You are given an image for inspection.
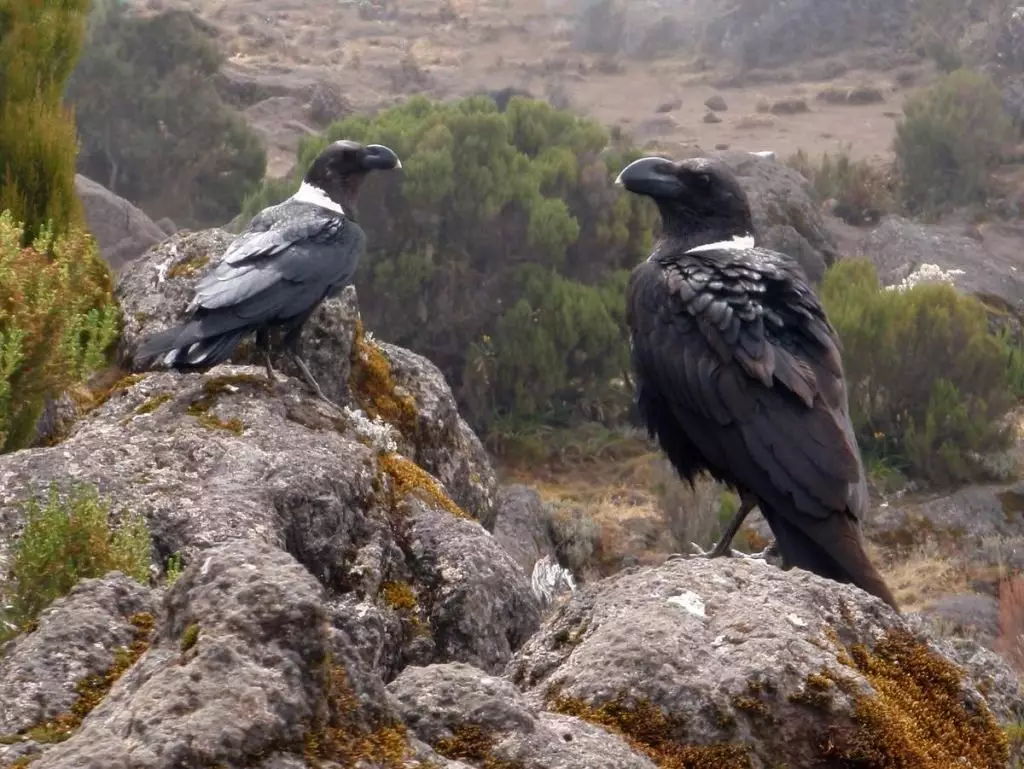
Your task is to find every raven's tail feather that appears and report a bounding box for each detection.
[765,503,899,611]
[134,322,248,371]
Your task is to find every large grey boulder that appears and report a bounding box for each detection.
[714,150,840,282]
[75,174,170,275]
[853,215,1024,315]
[507,557,1023,766]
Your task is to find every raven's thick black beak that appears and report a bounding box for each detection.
[363,144,403,171]
[614,156,682,199]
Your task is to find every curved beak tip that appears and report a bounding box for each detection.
[614,171,625,186]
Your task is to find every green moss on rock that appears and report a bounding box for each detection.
[134,392,172,415]
[166,253,210,279]
[10,612,153,745]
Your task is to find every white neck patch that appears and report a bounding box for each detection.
[291,181,345,216]
[686,234,755,254]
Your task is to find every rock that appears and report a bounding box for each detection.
[919,593,1001,647]
[0,541,463,768]
[654,98,680,114]
[74,174,167,275]
[508,557,1021,765]
[704,93,728,112]
[388,662,657,768]
[0,574,155,734]
[492,485,559,580]
[869,483,1024,551]
[852,215,1024,315]
[702,110,722,124]
[114,229,498,528]
[307,81,352,126]
[214,61,321,109]
[712,150,840,281]
[769,96,810,115]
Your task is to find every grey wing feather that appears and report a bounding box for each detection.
[191,204,350,312]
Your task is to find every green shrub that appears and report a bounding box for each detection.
[242,95,655,435]
[67,3,266,228]
[821,258,1014,486]
[0,211,120,452]
[0,483,152,642]
[893,69,1013,215]
[0,0,89,242]
[787,147,894,225]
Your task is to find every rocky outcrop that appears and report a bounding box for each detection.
[1,227,1022,767]
[715,150,839,282]
[852,215,1024,315]
[75,174,171,275]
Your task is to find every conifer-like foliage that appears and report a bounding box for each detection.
[894,68,1013,214]
[821,258,1014,486]
[0,212,120,452]
[66,2,267,227]
[0,0,88,242]
[242,96,656,431]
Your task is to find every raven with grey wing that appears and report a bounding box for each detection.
[133,139,402,409]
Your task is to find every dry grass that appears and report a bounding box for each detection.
[874,541,972,613]
[996,575,1024,673]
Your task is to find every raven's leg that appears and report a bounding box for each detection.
[282,327,342,411]
[689,492,779,560]
[256,327,277,384]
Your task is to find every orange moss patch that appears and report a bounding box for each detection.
[378,452,471,520]
[817,630,1008,767]
[348,320,418,441]
[549,691,752,769]
[304,662,410,768]
[433,724,526,769]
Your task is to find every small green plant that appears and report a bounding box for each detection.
[0,483,152,642]
[786,146,894,225]
[894,68,1013,215]
[0,211,121,452]
[821,258,1015,486]
[164,552,185,585]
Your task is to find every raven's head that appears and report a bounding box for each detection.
[303,140,402,216]
[615,155,754,245]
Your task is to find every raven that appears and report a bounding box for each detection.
[133,139,402,409]
[616,154,897,610]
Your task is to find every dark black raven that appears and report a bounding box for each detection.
[133,139,402,408]
[616,154,898,610]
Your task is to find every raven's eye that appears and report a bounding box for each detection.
[696,173,711,187]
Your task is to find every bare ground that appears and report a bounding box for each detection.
[147,0,938,175]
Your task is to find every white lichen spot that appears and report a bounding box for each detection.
[884,263,965,292]
[711,634,728,648]
[787,613,808,628]
[342,404,398,453]
[667,590,706,617]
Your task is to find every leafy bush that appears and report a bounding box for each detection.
[0,0,89,242]
[787,147,894,225]
[893,69,1013,214]
[821,258,1014,486]
[0,211,120,452]
[67,2,266,228]
[0,483,152,642]
[242,95,655,434]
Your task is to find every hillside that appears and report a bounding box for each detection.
[141,0,939,175]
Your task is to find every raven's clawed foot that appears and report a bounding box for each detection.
[687,540,780,561]
[289,352,344,412]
